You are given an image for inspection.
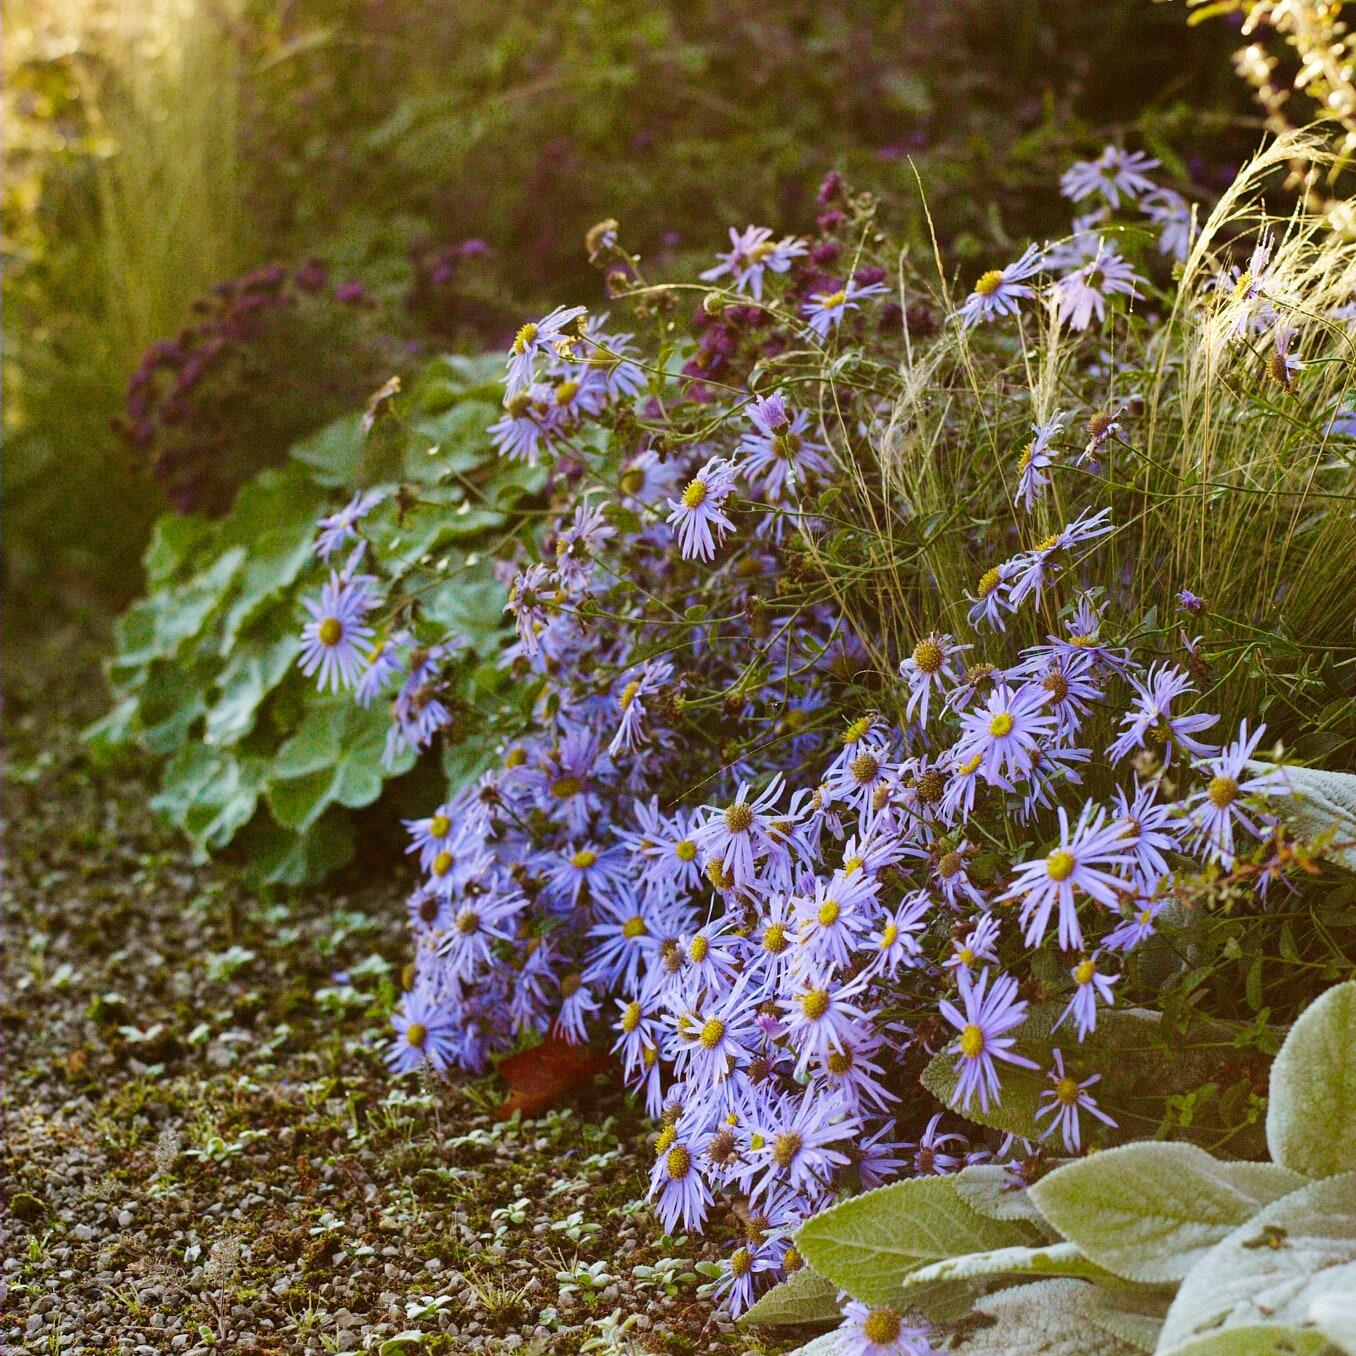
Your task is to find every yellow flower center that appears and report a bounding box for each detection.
[505,746,527,768]
[455,908,480,935]
[432,851,454,877]
[844,716,873,744]
[689,934,710,963]
[681,478,708,509]
[655,1124,676,1154]
[827,1048,854,1075]
[724,802,755,834]
[1232,270,1254,304]
[912,637,944,673]
[317,617,344,647]
[1208,775,1239,808]
[554,379,580,406]
[429,814,451,839]
[675,839,698,861]
[959,1022,986,1059]
[772,1131,803,1168]
[800,988,830,1021]
[880,923,899,949]
[1036,533,1061,553]
[817,289,847,309]
[699,1017,726,1050]
[849,752,880,785]
[1043,672,1070,702]
[763,922,789,954]
[622,1001,642,1033]
[1046,849,1076,882]
[782,1246,804,1273]
[706,858,734,890]
[843,855,864,874]
[550,775,583,800]
[1056,1075,1082,1107]
[958,752,983,776]
[570,848,599,869]
[978,566,1001,597]
[750,240,778,263]
[623,915,649,940]
[730,1246,753,1277]
[512,321,538,354]
[974,269,1005,297]
[620,679,642,711]
[862,1308,903,1345]
[989,711,1014,737]
[958,945,975,965]
[666,1145,691,1180]
[559,972,583,998]
[817,899,841,927]
[1074,958,1097,986]
[405,1022,428,1049]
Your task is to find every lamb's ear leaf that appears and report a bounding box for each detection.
[1308,1291,1356,1356]
[1028,1141,1306,1284]
[1155,1172,1356,1356]
[739,1266,839,1326]
[953,1163,1052,1229]
[902,1240,1129,1289]
[1077,1286,1166,1354]
[1267,978,1356,1179]
[794,1176,1038,1306]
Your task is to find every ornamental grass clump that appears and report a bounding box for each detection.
[290,128,1356,1321]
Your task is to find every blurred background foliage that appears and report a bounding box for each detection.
[4,0,1257,623]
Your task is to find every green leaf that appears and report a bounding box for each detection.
[268,698,415,833]
[962,1279,1146,1356]
[901,1240,1128,1290]
[205,627,301,747]
[143,513,215,587]
[739,1266,840,1326]
[1156,1172,1356,1356]
[1077,1287,1166,1354]
[242,810,356,888]
[1028,1142,1308,1284]
[378,1331,424,1355]
[152,744,269,857]
[794,1175,1039,1305]
[1267,979,1356,1179]
[1309,1292,1356,1356]
[136,658,212,756]
[111,547,246,669]
[1253,762,1356,869]
[953,1164,1052,1228]
[290,414,366,487]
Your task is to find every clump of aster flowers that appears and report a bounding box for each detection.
[287,163,1332,1324]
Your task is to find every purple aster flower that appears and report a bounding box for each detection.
[966,561,1017,631]
[546,840,629,911]
[749,1086,859,1204]
[1056,953,1119,1041]
[900,632,970,727]
[944,912,1001,976]
[802,279,889,338]
[299,571,375,693]
[506,305,588,397]
[666,455,738,561]
[739,398,832,501]
[955,682,1057,787]
[1036,1049,1117,1151]
[354,631,408,706]
[553,500,615,593]
[437,890,525,982]
[608,658,674,757]
[813,1029,897,1113]
[837,1299,934,1356]
[490,386,554,465]
[578,314,646,399]
[1110,779,1183,886]
[1107,663,1219,767]
[713,1242,777,1319]
[1186,720,1288,868]
[505,562,558,658]
[618,798,704,904]
[691,775,787,888]
[1141,188,1196,261]
[648,1132,713,1233]
[315,488,386,558]
[666,975,759,1088]
[862,892,929,981]
[1103,896,1169,953]
[1001,802,1135,951]
[793,878,872,976]
[554,971,601,1044]
[1053,245,1144,330]
[386,985,461,1075]
[384,644,455,766]
[954,244,1045,328]
[903,1113,967,1176]
[1060,146,1160,208]
[585,885,669,992]
[1014,415,1063,512]
[781,978,869,1076]
[404,802,458,873]
[938,967,1039,1112]
[699,225,808,300]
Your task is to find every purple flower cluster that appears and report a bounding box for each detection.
[292,199,1296,1317]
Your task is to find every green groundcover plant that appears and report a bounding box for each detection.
[85,353,544,885]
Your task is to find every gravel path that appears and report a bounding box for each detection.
[2,626,805,1356]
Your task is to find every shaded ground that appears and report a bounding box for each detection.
[1,625,806,1355]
